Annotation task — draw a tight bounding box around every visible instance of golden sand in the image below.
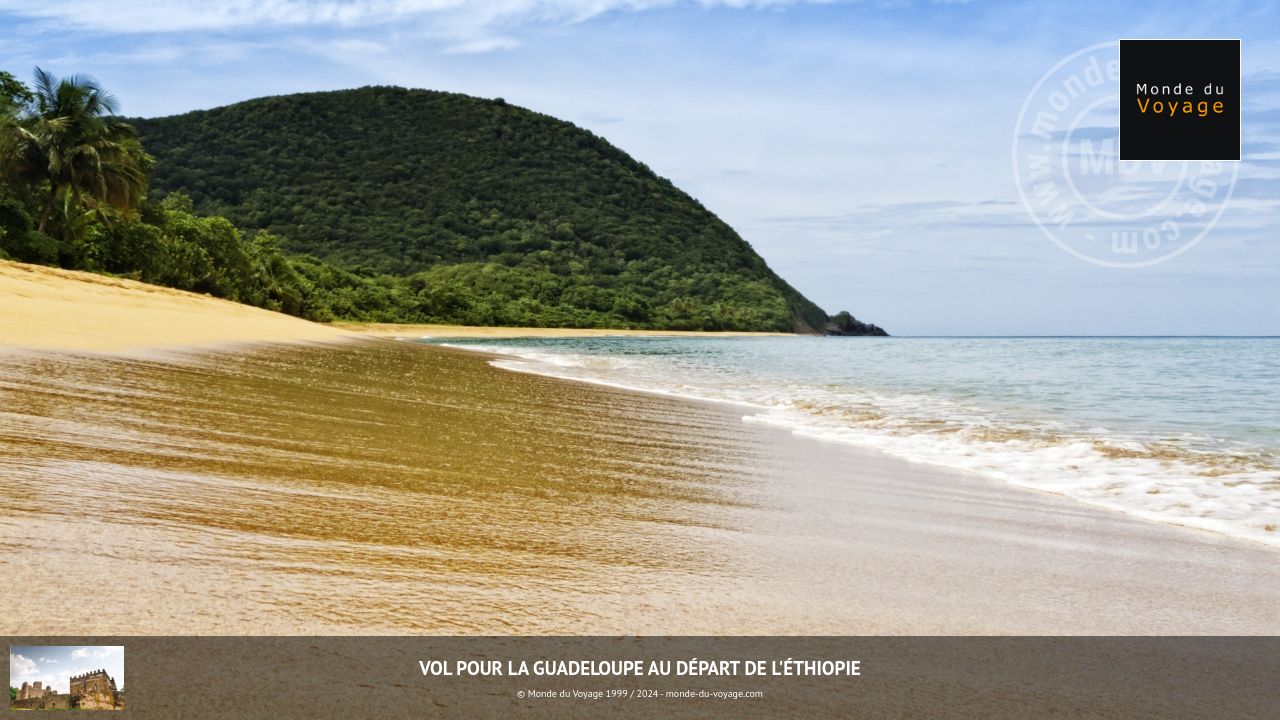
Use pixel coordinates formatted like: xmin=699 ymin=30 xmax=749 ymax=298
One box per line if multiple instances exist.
xmin=3 ymin=338 xmax=1279 ymax=635
xmin=0 ymin=260 xmax=791 ymax=354
xmin=0 ymin=260 xmax=352 ymax=352
xmin=2 ymin=263 xmax=1279 ymax=635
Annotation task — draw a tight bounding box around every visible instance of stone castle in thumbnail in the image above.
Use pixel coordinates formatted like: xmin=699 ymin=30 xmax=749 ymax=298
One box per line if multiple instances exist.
xmin=70 ymin=669 xmax=118 ymax=698
xmin=12 ymin=669 xmax=124 ymax=711
xmin=15 ymin=680 xmax=54 ymax=701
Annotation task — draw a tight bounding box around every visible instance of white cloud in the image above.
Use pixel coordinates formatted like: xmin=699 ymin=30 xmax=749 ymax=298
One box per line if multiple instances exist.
xmin=330 ymin=38 xmax=389 ymax=54
xmin=41 ymin=667 xmax=97 ymax=694
xmin=0 ymin=1 xmax=824 ymax=48
xmin=443 ymin=36 xmax=522 ymax=54
xmin=9 ymin=652 xmax=38 ymax=680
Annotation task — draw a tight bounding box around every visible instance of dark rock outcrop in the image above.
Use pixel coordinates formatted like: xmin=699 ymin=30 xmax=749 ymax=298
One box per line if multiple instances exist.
xmin=825 ymin=310 xmax=889 ymax=336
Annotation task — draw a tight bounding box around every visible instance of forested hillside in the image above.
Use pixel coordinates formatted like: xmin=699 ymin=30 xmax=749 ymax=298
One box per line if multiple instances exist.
xmin=4 ymin=69 xmax=883 ymax=333
xmin=130 ymin=87 xmax=832 ymax=331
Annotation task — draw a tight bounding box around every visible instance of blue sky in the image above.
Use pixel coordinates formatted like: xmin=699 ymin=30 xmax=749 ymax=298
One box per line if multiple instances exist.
xmin=1 ymin=0 xmax=1278 ymax=334
xmin=9 ymin=645 xmax=124 ymax=693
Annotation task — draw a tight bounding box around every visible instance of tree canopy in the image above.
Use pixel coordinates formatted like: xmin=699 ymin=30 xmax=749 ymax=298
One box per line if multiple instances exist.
xmin=9 ymin=69 xmax=148 ymax=237
xmin=3 ymin=72 xmax=885 ymax=334
xmin=130 ymin=86 xmax=831 ymax=331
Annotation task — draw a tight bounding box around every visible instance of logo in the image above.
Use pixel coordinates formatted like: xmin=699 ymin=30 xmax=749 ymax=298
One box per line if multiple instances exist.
xmin=1012 ymin=41 xmax=1238 ymax=267
xmin=1120 ymin=39 xmax=1240 ymax=161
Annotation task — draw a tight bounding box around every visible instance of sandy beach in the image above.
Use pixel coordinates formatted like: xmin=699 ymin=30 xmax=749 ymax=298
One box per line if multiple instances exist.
xmin=0 ymin=260 xmax=353 ymax=351
xmin=0 ymin=260 xmax=789 ymax=352
xmin=2 ymin=263 xmax=1278 ymax=635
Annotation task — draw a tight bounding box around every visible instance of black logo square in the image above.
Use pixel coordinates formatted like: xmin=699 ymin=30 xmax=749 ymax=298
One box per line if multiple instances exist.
xmin=1120 ymin=39 xmax=1240 ymax=160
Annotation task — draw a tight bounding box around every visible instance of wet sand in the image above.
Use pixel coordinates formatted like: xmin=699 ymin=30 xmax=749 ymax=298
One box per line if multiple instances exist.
xmin=2 ymin=338 xmax=1277 ymax=635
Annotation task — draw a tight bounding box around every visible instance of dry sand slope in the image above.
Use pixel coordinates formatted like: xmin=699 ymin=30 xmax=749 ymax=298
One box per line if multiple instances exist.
xmin=0 ymin=259 xmax=791 ymax=353
xmin=0 ymin=260 xmax=352 ymax=352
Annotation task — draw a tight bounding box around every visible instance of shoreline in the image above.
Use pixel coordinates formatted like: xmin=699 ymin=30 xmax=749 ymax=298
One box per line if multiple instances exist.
xmin=2 ymin=337 xmax=1278 ymax=634
xmin=0 ymin=260 xmax=795 ymax=354
xmin=2 ymin=263 xmax=1277 ymax=634
xmin=337 ymin=322 xmax=797 ymax=340
xmin=435 ymin=339 xmax=1280 ymax=552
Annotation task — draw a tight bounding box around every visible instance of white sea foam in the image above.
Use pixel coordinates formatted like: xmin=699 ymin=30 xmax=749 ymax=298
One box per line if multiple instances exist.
xmin=440 ymin=340 xmax=1280 ymax=548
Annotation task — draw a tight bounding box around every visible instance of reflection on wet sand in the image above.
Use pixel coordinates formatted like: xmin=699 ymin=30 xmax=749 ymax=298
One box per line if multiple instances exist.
xmin=4 ymin=338 xmax=1280 ymax=635
xmin=0 ymin=339 xmax=769 ymax=633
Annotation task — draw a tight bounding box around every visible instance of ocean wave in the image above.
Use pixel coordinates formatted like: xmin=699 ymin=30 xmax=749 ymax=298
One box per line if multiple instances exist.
xmin=440 ymin=341 xmax=1280 ymax=548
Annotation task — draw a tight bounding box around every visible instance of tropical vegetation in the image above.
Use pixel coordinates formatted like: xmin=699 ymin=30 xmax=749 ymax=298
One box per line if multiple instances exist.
xmin=1 ymin=69 xmax=884 ymax=334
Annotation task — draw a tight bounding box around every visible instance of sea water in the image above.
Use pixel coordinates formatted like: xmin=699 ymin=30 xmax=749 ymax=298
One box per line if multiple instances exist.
xmin=430 ymin=336 xmax=1280 ymax=547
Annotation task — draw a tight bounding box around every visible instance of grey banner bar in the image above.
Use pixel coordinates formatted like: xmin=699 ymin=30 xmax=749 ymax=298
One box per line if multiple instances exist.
xmin=5 ymin=637 xmax=1278 ymax=719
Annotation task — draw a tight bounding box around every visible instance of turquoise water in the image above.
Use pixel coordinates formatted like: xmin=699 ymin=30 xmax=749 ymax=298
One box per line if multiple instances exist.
xmin=425 ymin=336 xmax=1280 ymax=547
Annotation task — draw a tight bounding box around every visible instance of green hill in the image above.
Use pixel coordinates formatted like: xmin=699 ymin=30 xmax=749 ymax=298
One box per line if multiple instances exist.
xmin=129 ymin=87 xmax=834 ymax=332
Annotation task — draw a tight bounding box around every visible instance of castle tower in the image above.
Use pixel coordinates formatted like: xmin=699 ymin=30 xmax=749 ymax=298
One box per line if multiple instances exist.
xmin=65 ymin=668 xmax=121 ymax=710
xmin=69 ymin=669 xmax=118 ymax=699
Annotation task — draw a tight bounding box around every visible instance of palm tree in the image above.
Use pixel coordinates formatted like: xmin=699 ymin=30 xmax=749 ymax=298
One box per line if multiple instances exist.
xmin=3 ymin=67 xmax=147 ymax=237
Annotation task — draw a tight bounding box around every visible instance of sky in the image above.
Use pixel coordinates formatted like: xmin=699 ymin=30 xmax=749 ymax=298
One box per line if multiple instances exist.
xmin=1 ymin=0 xmax=1278 ymax=334
xmin=9 ymin=646 xmax=124 ymax=694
